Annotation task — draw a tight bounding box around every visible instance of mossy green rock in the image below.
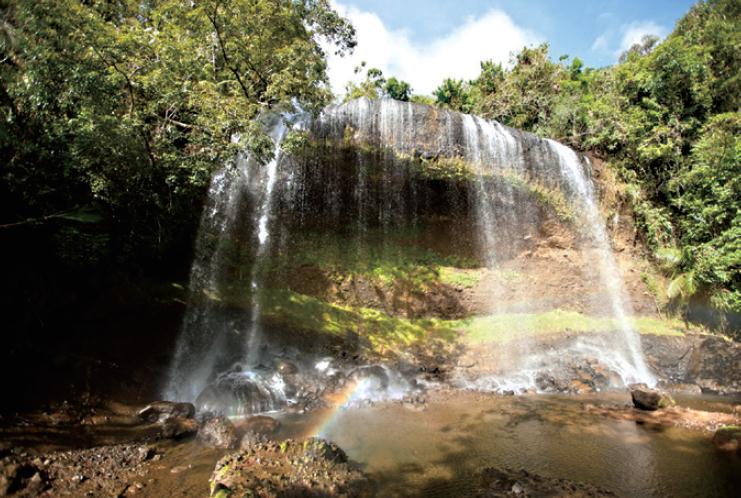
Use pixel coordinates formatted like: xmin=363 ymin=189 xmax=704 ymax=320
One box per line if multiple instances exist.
xmin=630 ymin=386 xmax=675 ymax=411
xmin=209 ymin=438 xmax=369 ymax=497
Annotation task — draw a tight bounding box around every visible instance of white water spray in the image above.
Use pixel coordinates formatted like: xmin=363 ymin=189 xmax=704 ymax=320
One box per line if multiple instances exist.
xmin=549 ymin=140 xmax=655 ymax=385
xmin=164 ymin=118 xmax=294 ymax=402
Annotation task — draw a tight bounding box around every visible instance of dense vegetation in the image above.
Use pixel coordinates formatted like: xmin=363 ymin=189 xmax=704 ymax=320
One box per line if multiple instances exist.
xmin=458 ymin=0 xmax=740 ymax=330
xmin=349 ymin=0 xmax=739 ymax=330
xmin=1 ymin=0 xmax=354 ymax=267
xmin=1 ymin=0 xmax=738 ymax=333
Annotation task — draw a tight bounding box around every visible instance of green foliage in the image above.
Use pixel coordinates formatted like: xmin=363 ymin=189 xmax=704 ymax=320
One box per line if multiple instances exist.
xmin=384 ymin=77 xmax=412 ymax=101
xmin=433 ymin=78 xmax=474 ymax=113
xmin=409 ymin=94 xmax=435 ymax=106
xmin=1 ymin=0 xmax=354 ymax=266
xmin=670 ymin=113 xmax=740 ymax=316
xmin=278 ymin=229 xmax=481 ymax=293
xmin=438 ymin=267 xmax=484 ymax=288
xmin=344 ymin=64 xmax=412 ymax=101
xmin=429 ymin=0 xmax=740 ymax=331
xmin=473 ymin=44 xmax=565 ymax=132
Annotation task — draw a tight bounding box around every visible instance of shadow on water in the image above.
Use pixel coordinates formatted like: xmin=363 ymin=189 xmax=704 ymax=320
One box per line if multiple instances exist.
xmin=289 ymin=392 xmax=741 ymax=497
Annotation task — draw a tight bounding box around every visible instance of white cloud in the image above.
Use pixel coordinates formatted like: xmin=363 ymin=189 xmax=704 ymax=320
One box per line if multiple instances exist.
xmin=326 ymin=3 xmax=541 ymax=96
xmin=590 ymin=20 xmax=667 ymax=60
xmin=590 ymin=34 xmax=609 ymax=52
xmin=615 ymin=21 xmax=667 ymax=56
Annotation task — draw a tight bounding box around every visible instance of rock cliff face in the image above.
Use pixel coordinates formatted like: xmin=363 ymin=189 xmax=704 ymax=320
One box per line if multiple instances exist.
xmin=163 ymin=98 xmax=732 ymax=412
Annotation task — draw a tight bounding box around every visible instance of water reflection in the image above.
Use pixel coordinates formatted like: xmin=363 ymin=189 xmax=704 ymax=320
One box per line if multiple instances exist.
xmin=278 ymin=392 xmax=740 ymax=497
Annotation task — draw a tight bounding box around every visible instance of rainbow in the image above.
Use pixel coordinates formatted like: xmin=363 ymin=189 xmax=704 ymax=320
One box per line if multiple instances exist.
xmin=304 ymin=379 xmax=367 ymax=438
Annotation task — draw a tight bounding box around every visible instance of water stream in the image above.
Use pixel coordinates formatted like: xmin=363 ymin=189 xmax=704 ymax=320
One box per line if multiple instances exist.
xmin=164 ymin=120 xmax=292 ymax=404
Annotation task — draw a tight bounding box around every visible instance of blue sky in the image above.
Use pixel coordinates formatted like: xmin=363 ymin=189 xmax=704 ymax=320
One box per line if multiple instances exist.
xmin=327 ymin=0 xmax=697 ymax=95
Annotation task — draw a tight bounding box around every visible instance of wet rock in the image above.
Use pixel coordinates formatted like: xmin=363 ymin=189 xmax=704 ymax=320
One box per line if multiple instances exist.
xmin=237 ymin=415 xmax=280 ymax=436
xmin=642 ymin=335 xmax=741 ymax=395
xmin=630 ymin=385 xmax=675 ymax=411
xmin=275 ymin=360 xmax=298 ymax=375
xmin=568 ymin=380 xmax=592 ymax=394
xmin=137 ymin=401 xmax=195 ymax=423
xmin=161 ymin=416 xmax=199 ymax=439
xmin=170 ymin=465 xmax=191 ymax=474
xmin=195 ymin=372 xmax=283 ymax=415
xmin=137 ymin=446 xmax=157 ymax=461
xmin=302 ymin=437 xmax=348 ymax=463
xmin=348 ymin=365 xmax=390 ymax=389
xmin=239 ymin=431 xmax=269 ymax=448
xmin=198 ymin=416 xmax=238 ymax=449
xmin=210 ymin=438 xmax=368 ymax=497
xmin=535 ymin=373 xmax=569 ymax=393
xmin=478 ymin=466 xmax=616 ymax=497
xmin=712 ymin=425 xmax=741 ymax=453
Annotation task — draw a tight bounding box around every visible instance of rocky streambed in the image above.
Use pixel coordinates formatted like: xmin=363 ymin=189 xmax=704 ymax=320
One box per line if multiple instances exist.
xmin=1 ymin=332 xmax=740 ymax=497
xmin=1 ymin=386 xmax=740 ymax=497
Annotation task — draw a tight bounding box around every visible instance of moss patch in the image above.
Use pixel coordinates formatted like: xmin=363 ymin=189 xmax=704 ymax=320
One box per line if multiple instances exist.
xmin=259 ymin=289 xmax=694 ymax=354
xmin=456 ymin=310 xmax=689 ymax=345
xmin=260 ymin=289 xmax=458 ymax=354
xmin=438 ymin=267 xmax=484 ymax=288
xmin=277 ymin=231 xmax=481 ymax=293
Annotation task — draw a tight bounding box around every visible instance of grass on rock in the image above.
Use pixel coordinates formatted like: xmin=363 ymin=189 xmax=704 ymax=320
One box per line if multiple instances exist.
xmin=257 ymin=289 xmax=692 ymax=355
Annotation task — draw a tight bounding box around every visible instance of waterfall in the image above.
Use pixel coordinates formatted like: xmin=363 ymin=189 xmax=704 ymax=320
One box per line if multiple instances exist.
xmin=316 ymin=98 xmax=654 ymax=387
xmin=165 ymin=97 xmax=654 ymax=411
xmin=244 ymin=121 xmax=287 ymax=367
xmin=549 ymin=140 xmax=654 ymax=385
xmin=164 ymin=119 xmax=292 ymax=402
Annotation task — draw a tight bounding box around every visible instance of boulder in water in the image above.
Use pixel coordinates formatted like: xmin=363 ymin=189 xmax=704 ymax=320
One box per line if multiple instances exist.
xmin=210 ymin=438 xmax=368 ymax=497
xmin=161 ymin=417 xmax=199 ymax=439
xmin=713 ymin=425 xmax=741 ymax=453
xmin=630 ymin=385 xmax=675 ymax=411
xmin=195 ymin=372 xmax=283 ymax=415
xmin=348 ymin=365 xmax=390 ymax=390
xmin=237 ymin=415 xmax=280 ymax=436
xmin=275 ymin=360 xmax=298 ymax=375
xmin=198 ymin=416 xmax=238 ymax=449
xmin=137 ymin=401 xmax=195 ymax=423
xmin=478 ymin=466 xmax=616 ymax=497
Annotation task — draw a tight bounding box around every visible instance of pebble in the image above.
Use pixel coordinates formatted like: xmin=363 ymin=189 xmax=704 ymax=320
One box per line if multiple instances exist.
xmin=170 ymin=464 xmax=191 ymax=474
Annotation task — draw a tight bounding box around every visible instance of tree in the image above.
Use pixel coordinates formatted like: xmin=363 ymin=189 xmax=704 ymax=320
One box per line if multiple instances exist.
xmin=384 ymin=77 xmax=411 ymax=101
xmin=1 ymin=0 xmax=355 ymax=265
xmin=670 ymin=113 xmax=740 ymax=322
xmin=344 ymin=64 xmax=412 ymax=101
xmin=434 ymin=78 xmax=473 ymax=113
xmin=472 ymin=44 xmax=564 ymax=132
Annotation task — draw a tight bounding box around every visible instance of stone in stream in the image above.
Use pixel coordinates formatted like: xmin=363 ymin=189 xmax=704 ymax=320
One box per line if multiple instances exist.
xmin=630 ymin=385 xmax=675 ymax=411
xmin=209 ymin=438 xmax=369 ymax=497
xmin=197 ymin=416 xmax=239 ymax=449
xmin=137 ymin=401 xmax=195 ymax=423
xmin=237 ymin=415 xmax=281 ymax=435
xmin=160 ymin=417 xmax=199 ymax=439
xmin=275 ymin=360 xmax=298 ymax=375
xmin=195 ymin=372 xmax=284 ymax=415
xmin=712 ymin=425 xmax=741 ymax=453
xmin=478 ymin=466 xmax=616 ymax=497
